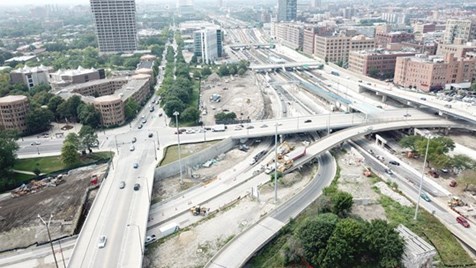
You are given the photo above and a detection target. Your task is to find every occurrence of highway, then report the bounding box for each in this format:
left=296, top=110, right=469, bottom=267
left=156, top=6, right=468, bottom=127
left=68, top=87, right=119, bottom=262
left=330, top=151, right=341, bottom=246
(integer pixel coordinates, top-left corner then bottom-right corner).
left=6, top=25, right=476, bottom=268
left=206, top=152, right=336, bottom=268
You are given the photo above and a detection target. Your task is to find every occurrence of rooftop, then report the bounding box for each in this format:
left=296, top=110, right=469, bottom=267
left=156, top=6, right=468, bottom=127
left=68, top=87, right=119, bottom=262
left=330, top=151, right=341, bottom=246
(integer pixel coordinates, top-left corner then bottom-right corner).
left=51, top=66, right=98, bottom=78
left=0, top=95, right=28, bottom=104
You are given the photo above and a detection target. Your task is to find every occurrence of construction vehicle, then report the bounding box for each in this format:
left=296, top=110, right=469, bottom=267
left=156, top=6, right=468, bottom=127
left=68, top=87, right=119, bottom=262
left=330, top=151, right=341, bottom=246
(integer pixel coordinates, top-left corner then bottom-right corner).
left=363, top=167, right=372, bottom=177
left=448, top=196, right=465, bottom=207
left=190, top=206, right=208, bottom=216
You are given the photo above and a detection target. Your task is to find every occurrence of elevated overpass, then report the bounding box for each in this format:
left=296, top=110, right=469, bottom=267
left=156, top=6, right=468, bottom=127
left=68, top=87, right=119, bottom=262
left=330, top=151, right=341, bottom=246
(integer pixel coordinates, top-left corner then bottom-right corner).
left=360, top=84, right=476, bottom=125
left=229, top=43, right=275, bottom=50
left=207, top=119, right=472, bottom=268
left=249, top=61, right=324, bottom=71
left=68, top=108, right=471, bottom=268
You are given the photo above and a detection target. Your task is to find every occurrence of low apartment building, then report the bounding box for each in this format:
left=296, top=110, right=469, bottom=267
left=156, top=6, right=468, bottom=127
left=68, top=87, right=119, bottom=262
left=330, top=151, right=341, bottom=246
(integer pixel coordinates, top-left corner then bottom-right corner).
left=58, top=74, right=151, bottom=126
left=348, top=49, right=416, bottom=78
left=273, top=23, right=304, bottom=50
left=412, top=23, right=436, bottom=34
left=394, top=53, right=475, bottom=92
left=437, top=41, right=476, bottom=58
left=10, top=65, right=53, bottom=90
left=314, top=34, right=374, bottom=63
left=49, top=67, right=105, bottom=89
left=375, top=31, right=414, bottom=48
left=0, top=95, right=30, bottom=133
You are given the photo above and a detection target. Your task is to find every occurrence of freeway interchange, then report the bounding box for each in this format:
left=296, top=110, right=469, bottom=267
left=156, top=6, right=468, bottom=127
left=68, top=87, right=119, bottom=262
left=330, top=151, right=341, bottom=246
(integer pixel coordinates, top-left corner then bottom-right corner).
left=5, top=29, right=476, bottom=268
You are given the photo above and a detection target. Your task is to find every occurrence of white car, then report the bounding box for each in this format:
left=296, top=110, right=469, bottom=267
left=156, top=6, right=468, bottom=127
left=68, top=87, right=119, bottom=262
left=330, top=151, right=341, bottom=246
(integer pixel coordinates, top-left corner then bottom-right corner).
left=98, top=235, right=107, bottom=248
left=130, top=145, right=135, bottom=151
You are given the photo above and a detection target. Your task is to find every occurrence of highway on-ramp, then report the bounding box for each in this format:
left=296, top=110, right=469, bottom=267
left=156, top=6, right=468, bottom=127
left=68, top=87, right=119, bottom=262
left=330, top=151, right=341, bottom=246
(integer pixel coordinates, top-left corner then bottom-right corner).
left=206, top=152, right=336, bottom=268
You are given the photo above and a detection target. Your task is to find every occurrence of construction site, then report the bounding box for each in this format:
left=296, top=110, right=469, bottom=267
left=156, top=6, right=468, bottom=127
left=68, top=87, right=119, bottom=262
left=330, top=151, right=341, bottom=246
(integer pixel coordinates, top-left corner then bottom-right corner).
left=0, top=164, right=109, bottom=252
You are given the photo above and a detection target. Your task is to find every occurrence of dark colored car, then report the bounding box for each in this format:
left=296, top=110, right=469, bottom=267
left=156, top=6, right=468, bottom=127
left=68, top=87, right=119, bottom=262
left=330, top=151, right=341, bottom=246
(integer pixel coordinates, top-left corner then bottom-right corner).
left=133, top=183, right=140, bottom=191
left=389, top=160, right=400, bottom=166
left=304, top=119, right=312, bottom=123
left=148, top=133, right=153, bottom=138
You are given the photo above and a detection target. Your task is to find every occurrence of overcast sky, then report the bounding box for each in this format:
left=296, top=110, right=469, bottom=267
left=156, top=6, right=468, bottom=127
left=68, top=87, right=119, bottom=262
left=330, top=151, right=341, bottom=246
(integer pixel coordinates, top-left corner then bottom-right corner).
left=0, top=0, right=89, bottom=6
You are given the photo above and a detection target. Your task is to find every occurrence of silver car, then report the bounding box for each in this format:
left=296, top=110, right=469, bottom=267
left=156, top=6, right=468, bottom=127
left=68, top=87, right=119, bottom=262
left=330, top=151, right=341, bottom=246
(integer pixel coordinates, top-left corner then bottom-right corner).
left=98, top=235, right=107, bottom=248
left=119, top=181, right=126, bottom=189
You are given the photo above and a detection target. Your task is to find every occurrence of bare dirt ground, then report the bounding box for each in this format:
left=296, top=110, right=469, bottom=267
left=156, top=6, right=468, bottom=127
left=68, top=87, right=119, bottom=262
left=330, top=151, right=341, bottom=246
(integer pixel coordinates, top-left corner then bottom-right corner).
left=337, top=146, right=387, bottom=221
left=146, top=139, right=316, bottom=268
left=0, top=164, right=108, bottom=252
left=200, top=73, right=264, bottom=125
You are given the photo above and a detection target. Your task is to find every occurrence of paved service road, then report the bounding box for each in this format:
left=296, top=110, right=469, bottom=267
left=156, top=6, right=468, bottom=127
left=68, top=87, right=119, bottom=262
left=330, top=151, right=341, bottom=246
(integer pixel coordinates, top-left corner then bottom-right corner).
left=206, top=152, right=336, bottom=268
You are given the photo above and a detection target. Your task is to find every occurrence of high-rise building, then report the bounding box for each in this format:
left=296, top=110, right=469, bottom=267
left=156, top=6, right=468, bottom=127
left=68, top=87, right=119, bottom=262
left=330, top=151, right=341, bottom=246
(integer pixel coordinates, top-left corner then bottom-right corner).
left=90, top=0, right=138, bottom=53
left=443, top=19, right=476, bottom=44
left=177, top=0, right=194, bottom=17
left=277, top=0, right=297, bottom=22
left=311, top=0, right=321, bottom=9
left=194, top=28, right=222, bottom=64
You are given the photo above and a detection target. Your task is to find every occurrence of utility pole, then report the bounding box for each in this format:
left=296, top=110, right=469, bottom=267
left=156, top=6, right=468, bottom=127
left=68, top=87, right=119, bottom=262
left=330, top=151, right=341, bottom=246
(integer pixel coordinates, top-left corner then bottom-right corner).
left=274, top=123, right=278, bottom=203
left=38, top=214, right=59, bottom=268
left=414, top=135, right=430, bottom=220
left=173, top=111, right=183, bottom=184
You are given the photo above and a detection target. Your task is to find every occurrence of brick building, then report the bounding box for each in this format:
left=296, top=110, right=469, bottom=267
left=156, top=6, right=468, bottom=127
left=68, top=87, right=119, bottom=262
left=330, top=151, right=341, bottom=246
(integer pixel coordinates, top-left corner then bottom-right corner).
left=394, top=53, right=475, bottom=92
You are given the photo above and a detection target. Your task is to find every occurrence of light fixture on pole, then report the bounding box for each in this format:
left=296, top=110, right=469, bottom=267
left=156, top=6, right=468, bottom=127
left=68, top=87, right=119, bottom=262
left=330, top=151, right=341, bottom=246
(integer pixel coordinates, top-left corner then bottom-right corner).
left=38, top=214, right=59, bottom=268
left=127, top=224, right=144, bottom=255
left=173, top=111, right=183, bottom=184
left=414, top=135, right=431, bottom=220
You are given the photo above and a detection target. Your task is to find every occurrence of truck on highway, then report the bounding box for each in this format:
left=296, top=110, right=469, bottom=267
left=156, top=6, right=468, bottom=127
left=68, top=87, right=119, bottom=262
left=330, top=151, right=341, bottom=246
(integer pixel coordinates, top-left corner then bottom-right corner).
left=250, top=150, right=268, bottom=165
left=264, top=146, right=307, bottom=174
left=159, top=222, right=179, bottom=237
left=212, top=124, right=226, bottom=132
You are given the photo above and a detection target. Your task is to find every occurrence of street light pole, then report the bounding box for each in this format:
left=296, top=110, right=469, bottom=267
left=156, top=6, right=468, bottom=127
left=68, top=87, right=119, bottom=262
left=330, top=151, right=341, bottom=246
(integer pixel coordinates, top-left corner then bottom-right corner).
left=327, top=112, right=331, bottom=135
left=152, top=141, right=158, bottom=160
left=127, top=224, right=144, bottom=255
left=38, top=214, right=59, bottom=268
left=173, top=111, right=183, bottom=184
left=114, top=135, right=119, bottom=154
left=274, top=123, right=278, bottom=203
left=414, top=135, right=431, bottom=220
left=57, top=239, right=66, bottom=268
left=155, top=130, right=160, bottom=149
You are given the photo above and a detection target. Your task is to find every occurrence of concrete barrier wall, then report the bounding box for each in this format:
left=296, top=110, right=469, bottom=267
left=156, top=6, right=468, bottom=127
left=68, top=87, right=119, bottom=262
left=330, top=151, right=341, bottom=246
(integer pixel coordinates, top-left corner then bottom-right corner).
left=153, top=138, right=238, bottom=182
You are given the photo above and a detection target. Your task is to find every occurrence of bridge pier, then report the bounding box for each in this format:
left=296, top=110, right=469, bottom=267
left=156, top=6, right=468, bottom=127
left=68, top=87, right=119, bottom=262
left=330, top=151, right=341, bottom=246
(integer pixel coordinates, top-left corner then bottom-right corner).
left=358, top=85, right=365, bottom=93
left=381, top=95, right=387, bottom=103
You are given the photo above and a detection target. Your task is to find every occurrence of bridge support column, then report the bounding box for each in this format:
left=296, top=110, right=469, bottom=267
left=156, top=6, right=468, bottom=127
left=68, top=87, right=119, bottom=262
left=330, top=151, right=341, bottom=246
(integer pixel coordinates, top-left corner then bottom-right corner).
left=381, top=95, right=387, bottom=103
left=358, top=85, right=365, bottom=93
left=444, top=128, right=450, bottom=136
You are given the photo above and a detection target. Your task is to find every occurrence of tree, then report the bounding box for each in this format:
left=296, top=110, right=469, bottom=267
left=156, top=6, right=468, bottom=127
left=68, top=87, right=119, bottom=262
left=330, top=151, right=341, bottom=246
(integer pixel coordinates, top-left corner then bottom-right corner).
left=163, top=98, right=186, bottom=117
left=201, top=66, right=212, bottom=76
left=450, top=154, right=475, bottom=173
left=363, top=220, right=404, bottom=268
left=64, top=133, right=80, bottom=150
left=124, top=99, right=139, bottom=120
left=331, top=191, right=353, bottom=216
left=79, top=125, right=98, bottom=151
left=296, top=213, right=339, bottom=266
left=228, top=65, right=237, bottom=75
left=33, top=167, right=41, bottom=177
left=0, top=131, right=19, bottom=179
left=320, top=218, right=366, bottom=267
left=181, top=107, right=200, bottom=122
left=238, top=68, right=246, bottom=76
left=77, top=104, right=101, bottom=128
left=25, top=107, right=54, bottom=135
left=399, top=135, right=421, bottom=152
left=460, top=170, right=476, bottom=191
left=192, top=70, right=201, bottom=79
left=61, top=143, right=80, bottom=166
left=218, top=64, right=229, bottom=76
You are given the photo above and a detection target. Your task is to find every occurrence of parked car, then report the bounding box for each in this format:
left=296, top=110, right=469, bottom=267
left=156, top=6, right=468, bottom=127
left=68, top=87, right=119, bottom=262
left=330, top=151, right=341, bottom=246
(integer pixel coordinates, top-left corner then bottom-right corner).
left=138, top=124, right=143, bottom=129
left=389, top=160, right=400, bottom=166
left=98, top=235, right=107, bottom=248
left=304, top=119, right=312, bottom=123
left=449, top=180, right=457, bottom=187
left=420, top=97, right=427, bottom=101
left=31, top=141, right=41, bottom=146
left=246, top=125, right=254, bottom=129
left=132, top=137, right=137, bottom=143
left=133, top=163, right=139, bottom=169
left=148, top=133, right=153, bottom=138
left=130, top=145, right=135, bottom=151
left=456, top=216, right=470, bottom=228
left=420, top=192, right=431, bottom=202
left=145, top=235, right=157, bottom=244
left=440, top=168, right=449, bottom=173
left=260, top=124, right=268, bottom=128
left=119, top=181, right=126, bottom=189
left=134, top=183, right=140, bottom=191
